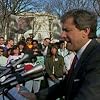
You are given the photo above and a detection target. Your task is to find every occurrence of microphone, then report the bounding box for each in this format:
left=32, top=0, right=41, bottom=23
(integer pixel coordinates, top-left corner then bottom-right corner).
left=22, top=65, right=44, bottom=76
left=0, top=54, right=29, bottom=80
left=0, top=68, right=11, bottom=78
left=12, top=54, right=29, bottom=68
left=0, top=65, right=45, bottom=94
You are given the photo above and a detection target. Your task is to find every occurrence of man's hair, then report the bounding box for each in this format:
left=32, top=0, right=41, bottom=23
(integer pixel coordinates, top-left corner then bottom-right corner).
left=0, top=46, right=4, bottom=52
left=32, top=40, right=38, bottom=44
left=61, top=9, right=97, bottom=39
left=5, top=38, right=14, bottom=45
left=0, top=36, right=4, bottom=40
left=44, top=38, right=50, bottom=41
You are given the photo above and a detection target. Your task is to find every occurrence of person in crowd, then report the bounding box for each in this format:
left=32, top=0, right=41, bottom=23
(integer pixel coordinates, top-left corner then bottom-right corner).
left=32, top=40, right=40, bottom=50
left=63, top=50, right=75, bottom=72
left=25, top=47, right=45, bottom=93
left=4, top=48, right=12, bottom=58
left=0, top=36, right=5, bottom=47
left=58, top=40, right=75, bottom=73
left=1, top=45, right=26, bottom=100
left=45, top=44, right=64, bottom=87
left=23, top=37, right=33, bottom=57
left=4, top=38, right=14, bottom=52
left=25, top=37, right=33, bottom=51
left=7, top=45, right=24, bottom=65
left=40, top=38, right=51, bottom=56
left=0, top=46, right=7, bottom=68
left=17, top=40, right=26, bottom=53
left=32, top=47, right=45, bottom=93
left=24, top=47, right=40, bottom=92
left=58, top=40, right=69, bottom=58
left=19, top=9, right=100, bottom=100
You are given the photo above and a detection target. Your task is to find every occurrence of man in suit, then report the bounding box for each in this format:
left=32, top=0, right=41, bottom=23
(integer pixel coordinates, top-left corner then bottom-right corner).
left=20, top=9, right=100, bottom=100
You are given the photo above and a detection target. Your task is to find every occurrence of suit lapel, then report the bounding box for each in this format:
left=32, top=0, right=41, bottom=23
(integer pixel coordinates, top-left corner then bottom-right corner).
left=74, top=39, right=98, bottom=76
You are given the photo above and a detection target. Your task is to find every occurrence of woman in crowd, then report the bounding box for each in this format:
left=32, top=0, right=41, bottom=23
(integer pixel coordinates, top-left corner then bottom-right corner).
left=7, top=45, right=24, bottom=65
left=45, top=44, right=65, bottom=87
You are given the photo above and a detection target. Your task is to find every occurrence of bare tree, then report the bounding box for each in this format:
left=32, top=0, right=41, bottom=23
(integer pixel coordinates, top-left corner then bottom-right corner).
left=0, top=0, right=33, bottom=37
left=39, top=0, right=94, bottom=39
left=0, top=0, right=100, bottom=38
left=91, top=0, right=100, bottom=37
left=92, top=0, right=100, bottom=16
left=41, top=0, right=93, bottom=17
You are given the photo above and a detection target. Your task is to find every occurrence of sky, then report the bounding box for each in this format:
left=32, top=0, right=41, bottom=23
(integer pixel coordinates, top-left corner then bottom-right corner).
left=96, top=18, right=100, bottom=37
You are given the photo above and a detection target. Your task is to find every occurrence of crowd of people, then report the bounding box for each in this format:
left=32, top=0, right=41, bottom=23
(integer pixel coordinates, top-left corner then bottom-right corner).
left=0, top=34, right=74, bottom=99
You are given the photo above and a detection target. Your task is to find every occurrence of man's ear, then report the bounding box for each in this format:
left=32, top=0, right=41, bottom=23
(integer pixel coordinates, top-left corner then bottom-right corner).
left=82, top=28, right=90, bottom=38
left=84, top=28, right=90, bottom=35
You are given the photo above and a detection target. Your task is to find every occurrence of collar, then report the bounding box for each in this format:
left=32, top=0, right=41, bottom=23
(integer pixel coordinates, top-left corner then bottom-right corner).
left=77, top=39, right=92, bottom=60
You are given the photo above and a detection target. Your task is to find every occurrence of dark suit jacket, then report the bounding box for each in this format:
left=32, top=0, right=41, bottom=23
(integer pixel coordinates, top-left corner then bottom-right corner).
left=39, top=39, right=100, bottom=100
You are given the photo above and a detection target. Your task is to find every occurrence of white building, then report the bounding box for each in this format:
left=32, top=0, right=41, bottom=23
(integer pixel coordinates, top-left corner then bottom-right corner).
left=16, top=12, right=61, bottom=42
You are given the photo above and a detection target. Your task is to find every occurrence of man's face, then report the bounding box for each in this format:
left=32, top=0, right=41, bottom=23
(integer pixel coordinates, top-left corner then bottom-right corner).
left=61, top=17, right=89, bottom=52
left=0, top=48, right=3, bottom=56
left=8, top=40, right=14, bottom=46
left=0, top=38, right=4, bottom=45
left=44, top=39, right=50, bottom=46
left=27, top=39, right=32, bottom=45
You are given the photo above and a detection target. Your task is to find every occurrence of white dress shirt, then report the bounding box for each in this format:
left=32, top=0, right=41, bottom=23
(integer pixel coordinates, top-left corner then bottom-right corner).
left=77, top=39, right=92, bottom=60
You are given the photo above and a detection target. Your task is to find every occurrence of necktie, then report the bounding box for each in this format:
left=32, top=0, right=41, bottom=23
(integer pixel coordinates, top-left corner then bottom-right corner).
left=68, top=55, right=78, bottom=78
